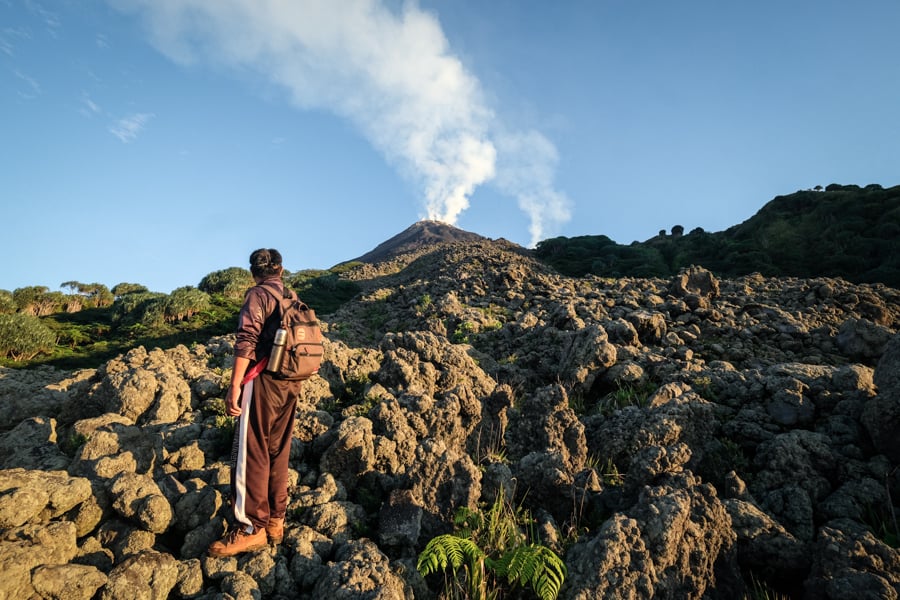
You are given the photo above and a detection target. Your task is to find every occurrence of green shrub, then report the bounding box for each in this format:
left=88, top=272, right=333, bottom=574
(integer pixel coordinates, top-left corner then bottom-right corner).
left=452, top=320, right=476, bottom=344
left=111, top=282, right=149, bottom=296
left=417, top=293, right=433, bottom=313
left=0, top=313, right=56, bottom=360
left=862, top=497, right=899, bottom=549
left=0, top=290, right=16, bottom=314
left=163, top=286, right=211, bottom=323
left=111, top=291, right=167, bottom=325
left=198, top=267, right=254, bottom=302
left=209, top=414, right=236, bottom=458
left=60, top=432, right=89, bottom=457
left=597, top=381, right=656, bottom=415
left=60, top=281, right=114, bottom=308
left=12, top=286, right=66, bottom=316
left=288, top=272, right=361, bottom=315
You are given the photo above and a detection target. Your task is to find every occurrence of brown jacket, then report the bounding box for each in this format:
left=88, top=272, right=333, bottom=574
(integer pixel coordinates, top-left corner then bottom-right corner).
left=234, top=277, right=283, bottom=362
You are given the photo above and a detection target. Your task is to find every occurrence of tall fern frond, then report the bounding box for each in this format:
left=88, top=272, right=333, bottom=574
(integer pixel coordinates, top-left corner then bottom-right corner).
left=417, top=534, right=486, bottom=577
left=492, top=543, right=567, bottom=600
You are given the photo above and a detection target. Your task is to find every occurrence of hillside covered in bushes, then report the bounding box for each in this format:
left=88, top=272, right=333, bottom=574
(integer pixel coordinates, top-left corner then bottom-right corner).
left=535, top=184, right=900, bottom=287
left=0, top=267, right=362, bottom=369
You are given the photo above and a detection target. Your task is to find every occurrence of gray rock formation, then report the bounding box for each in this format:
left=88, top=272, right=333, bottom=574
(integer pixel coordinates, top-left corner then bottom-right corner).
left=1, top=240, right=899, bottom=599
left=862, top=333, right=900, bottom=462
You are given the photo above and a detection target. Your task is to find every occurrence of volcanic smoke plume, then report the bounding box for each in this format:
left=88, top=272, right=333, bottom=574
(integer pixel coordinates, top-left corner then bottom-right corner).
left=112, top=0, right=571, bottom=244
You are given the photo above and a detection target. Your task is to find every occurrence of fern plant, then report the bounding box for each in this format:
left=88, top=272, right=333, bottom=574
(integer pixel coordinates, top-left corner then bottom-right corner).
left=494, top=544, right=567, bottom=600
left=417, top=489, right=567, bottom=600
left=417, top=535, right=491, bottom=599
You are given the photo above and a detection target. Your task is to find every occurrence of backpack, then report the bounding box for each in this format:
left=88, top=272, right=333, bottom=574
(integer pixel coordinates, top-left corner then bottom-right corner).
left=259, top=284, right=324, bottom=381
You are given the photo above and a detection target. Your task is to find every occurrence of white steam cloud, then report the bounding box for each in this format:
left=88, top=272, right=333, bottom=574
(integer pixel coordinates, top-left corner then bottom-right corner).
left=110, top=0, right=570, bottom=243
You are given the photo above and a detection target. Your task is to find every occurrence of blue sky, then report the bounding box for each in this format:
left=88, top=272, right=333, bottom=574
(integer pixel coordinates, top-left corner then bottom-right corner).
left=3, top=0, right=899, bottom=294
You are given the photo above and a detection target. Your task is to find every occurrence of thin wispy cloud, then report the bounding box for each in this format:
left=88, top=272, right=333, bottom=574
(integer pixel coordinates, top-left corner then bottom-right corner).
left=80, top=92, right=101, bottom=117
left=0, top=27, right=32, bottom=56
left=13, top=68, right=41, bottom=98
left=96, top=33, right=109, bottom=49
left=25, top=0, right=60, bottom=33
left=110, top=0, right=571, bottom=243
left=109, top=112, right=154, bottom=143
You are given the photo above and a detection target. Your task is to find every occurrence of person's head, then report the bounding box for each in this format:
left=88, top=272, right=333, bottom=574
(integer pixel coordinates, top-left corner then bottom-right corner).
left=249, top=248, right=283, bottom=280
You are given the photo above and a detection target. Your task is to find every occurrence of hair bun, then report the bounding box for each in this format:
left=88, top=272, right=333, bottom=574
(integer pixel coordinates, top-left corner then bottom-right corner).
left=249, top=248, right=283, bottom=276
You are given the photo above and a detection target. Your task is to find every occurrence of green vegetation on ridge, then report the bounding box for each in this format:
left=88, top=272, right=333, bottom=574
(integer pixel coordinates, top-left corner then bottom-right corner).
left=535, top=184, right=900, bottom=287
left=0, top=266, right=361, bottom=370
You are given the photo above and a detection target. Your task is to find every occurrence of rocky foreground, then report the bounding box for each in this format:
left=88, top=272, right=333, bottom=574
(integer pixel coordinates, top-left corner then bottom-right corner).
left=1, top=240, right=899, bottom=599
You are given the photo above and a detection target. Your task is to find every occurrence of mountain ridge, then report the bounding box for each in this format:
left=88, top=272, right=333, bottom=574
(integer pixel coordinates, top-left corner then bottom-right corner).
left=339, top=184, right=899, bottom=289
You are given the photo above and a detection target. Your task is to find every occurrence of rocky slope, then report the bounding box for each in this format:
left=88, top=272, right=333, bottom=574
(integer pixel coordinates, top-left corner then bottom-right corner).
left=1, top=238, right=899, bottom=599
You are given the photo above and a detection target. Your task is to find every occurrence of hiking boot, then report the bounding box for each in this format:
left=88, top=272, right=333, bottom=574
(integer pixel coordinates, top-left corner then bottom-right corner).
left=208, top=526, right=267, bottom=557
left=266, top=517, right=285, bottom=544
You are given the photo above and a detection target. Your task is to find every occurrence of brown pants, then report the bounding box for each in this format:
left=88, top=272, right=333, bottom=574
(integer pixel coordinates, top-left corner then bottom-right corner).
left=231, top=372, right=302, bottom=530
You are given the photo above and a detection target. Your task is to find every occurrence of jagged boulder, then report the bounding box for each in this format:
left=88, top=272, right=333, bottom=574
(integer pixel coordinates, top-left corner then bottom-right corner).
left=564, top=514, right=656, bottom=598
left=284, top=525, right=331, bottom=591
left=0, top=468, right=93, bottom=528
left=566, top=473, right=739, bottom=598
left=301, top=500, right=368, bottom=545
left=583, top=383, right=720, bottom=497
left=320, top=416, right=379, bottom=492
left=174, top=558, right=205, bottom=598
left=837, top=317, right=894, bottom=361
left=375, top=330, right=491, bottom=448
left=564, top=474, right=741, bottom=599
left=0, top=416, right=70, bottom=470
left=108, top=471, right=173, bottom=534
left=629, top=473, right=740, bottom=597
left=368, top=397, right=422, bottom=470
left=68, top=413, right=163, bottom=481
left=172, top=479, right=224, bottom=533
left=556, top=323, right=619, bottom=392
left=803, top=518, right=900, bottom=599
left=377, top=488, right=423, bottom=550
left=861, top=333, right=900, bottom=461
left=311, top=538, right=413, bottom=599
left=0, top=366, right=94, bottom=430
left=98, top=549, right=180, bottom=600
left=625, top=309, right=668, bottom=345
left=405, top=438, right=481, bottom=538
left=751, top=430, right=839, bottom=541
left=724, top=498, right=810, bottom=579
left=669, top=265, right=720, bottom=300
left=505, top=383, right=587, bottom=472
left=86, top=346, right=194, bottom=424
left=0, top=521, right=80, bottom=599
left=31, top=563, right=108, bottom=600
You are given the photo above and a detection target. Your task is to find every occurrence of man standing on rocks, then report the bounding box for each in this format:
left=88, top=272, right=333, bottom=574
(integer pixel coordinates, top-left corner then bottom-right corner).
left=209, top=248, right=303, bottom=557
